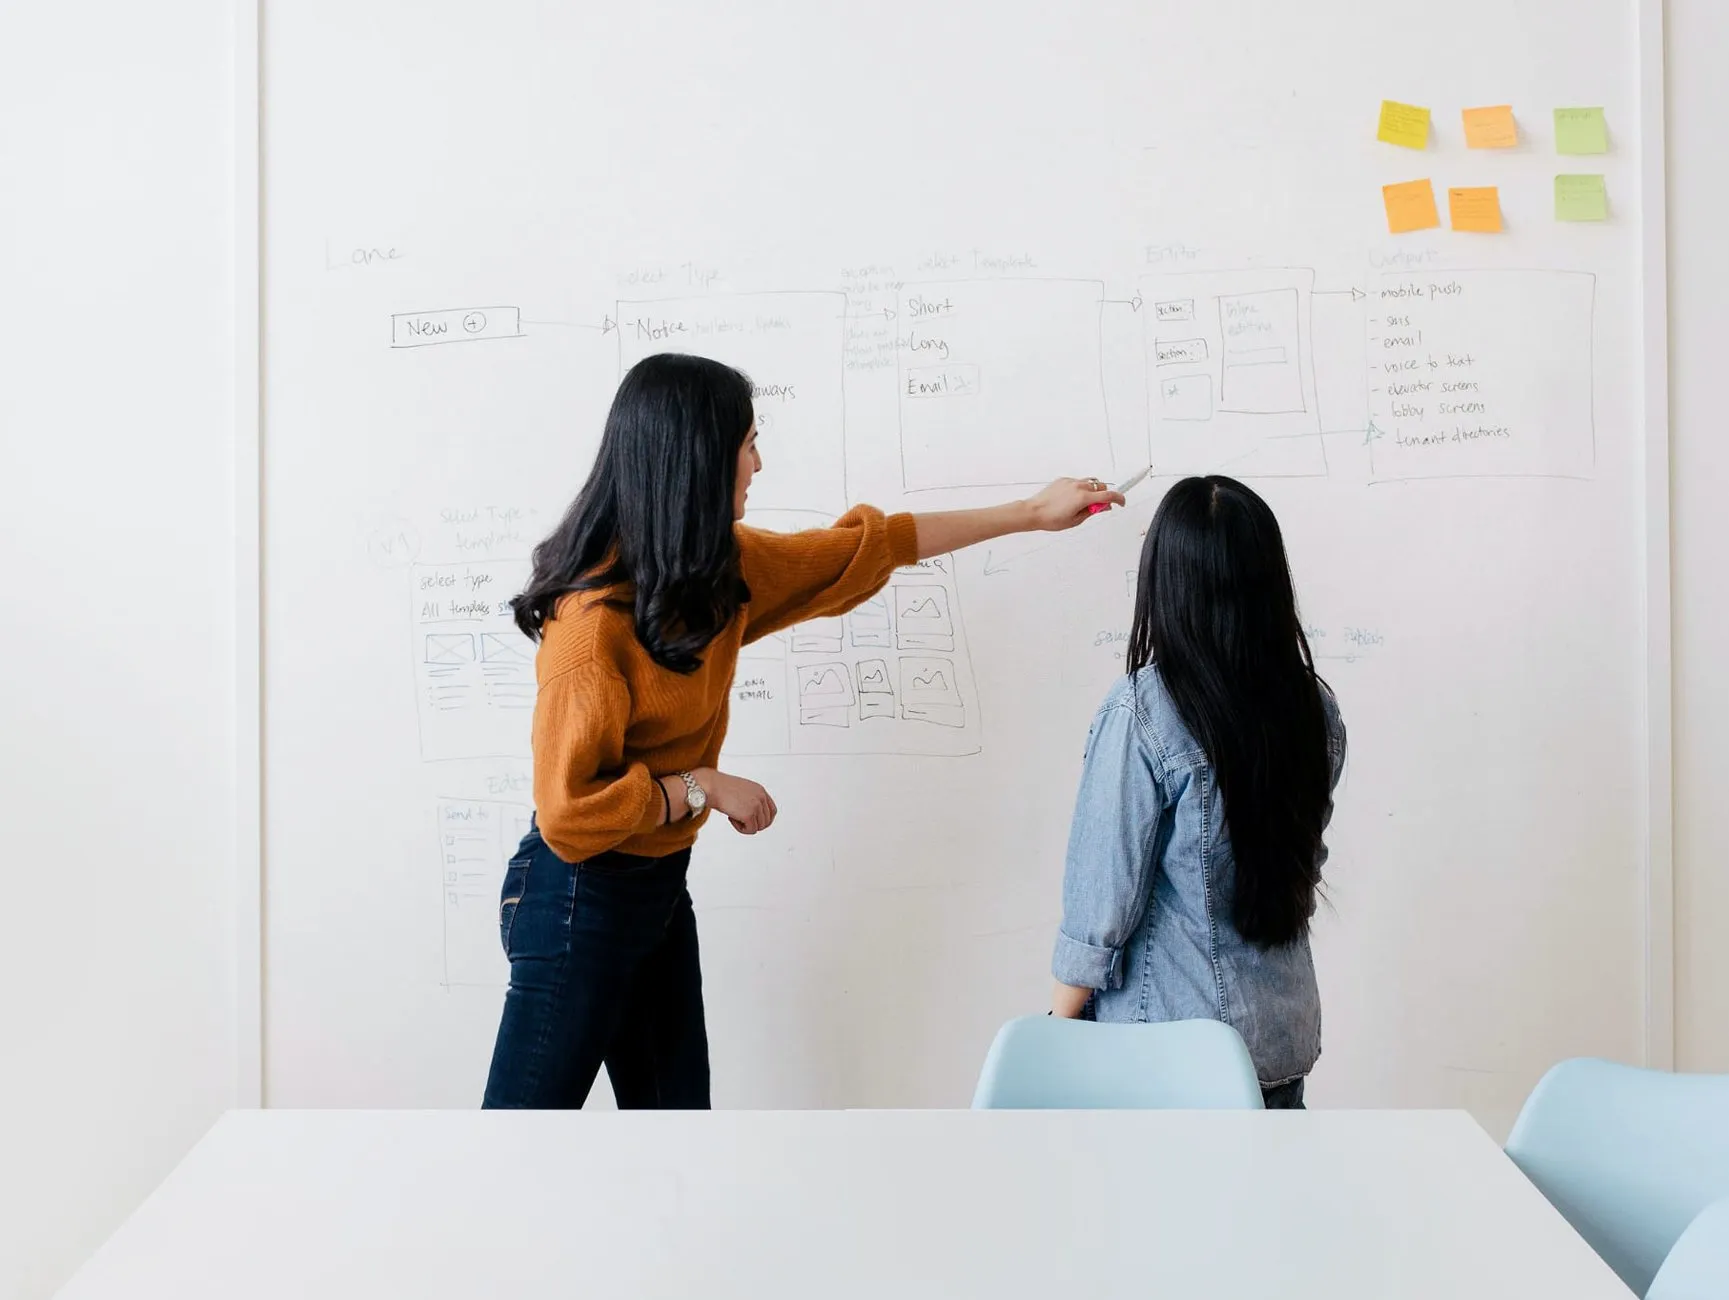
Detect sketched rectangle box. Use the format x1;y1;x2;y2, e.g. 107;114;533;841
897;278;1111;492
1155;338;1209;366
392;307;522;348
1227;347;1288;367
855;658;894;720
791;617;845;655
1157;374;1213;422
894;585;955;651
1218;289;1303;413
899;655;965;729
1139;267;1323;480
797;662;853;728
480;632;531;664
849;596;892;648
424;633;477;665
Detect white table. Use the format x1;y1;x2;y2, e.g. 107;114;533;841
57;1110;1631;1298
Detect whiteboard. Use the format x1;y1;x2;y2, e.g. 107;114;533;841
262;0;1653;1131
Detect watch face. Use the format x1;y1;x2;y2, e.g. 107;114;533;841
686;777;706;811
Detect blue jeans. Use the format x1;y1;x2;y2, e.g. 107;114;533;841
1261;1078;1306;1109
481;823;709;1109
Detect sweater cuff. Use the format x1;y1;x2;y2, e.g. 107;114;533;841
1052;931;1124;991
886;512;920;568
631;770;665;834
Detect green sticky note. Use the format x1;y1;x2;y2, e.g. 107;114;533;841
1555;107;1608;154
1555;174;1608;221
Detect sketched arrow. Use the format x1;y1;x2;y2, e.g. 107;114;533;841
1363;417;1385;445
519;315;616;334
983;534;1066;576
1316;287;1368;301
1103;292;1144;311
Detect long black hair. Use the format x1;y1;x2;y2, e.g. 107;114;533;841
1128;476;1332;949
511;353;754;672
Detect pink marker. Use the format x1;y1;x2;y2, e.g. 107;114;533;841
1087;465;1151;514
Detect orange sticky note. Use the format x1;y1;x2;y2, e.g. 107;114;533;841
1383;179;1440;234
1377;100;1431;149
1463;105;1518;149
1448;186;1503;232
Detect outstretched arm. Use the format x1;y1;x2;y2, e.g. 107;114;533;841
740;478;1123;643
910;478;1123;560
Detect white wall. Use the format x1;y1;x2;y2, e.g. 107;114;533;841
0;1;1725;1296
1668;0;1729;1074
0;5;240;1298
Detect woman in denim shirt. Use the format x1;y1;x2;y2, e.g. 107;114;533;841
1050;476;1346;1109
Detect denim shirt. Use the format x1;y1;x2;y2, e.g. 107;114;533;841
1052;667;1347;1086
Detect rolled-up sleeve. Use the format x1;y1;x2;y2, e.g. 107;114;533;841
1052;698;1163;990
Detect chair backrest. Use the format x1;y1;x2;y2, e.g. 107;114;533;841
1504;1058;1729;1296
971;1016;1266;1109
1648;1197;1729;1300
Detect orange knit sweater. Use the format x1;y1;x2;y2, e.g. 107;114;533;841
531;506;920;862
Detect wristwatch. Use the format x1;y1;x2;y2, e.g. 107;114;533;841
679;771;707;818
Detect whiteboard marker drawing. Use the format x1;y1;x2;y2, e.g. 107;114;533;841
896;278;1112;492
1364;269;1596;482
411;561;535;761
724;541;981;758
391;306;523;348
1141;268;1326;479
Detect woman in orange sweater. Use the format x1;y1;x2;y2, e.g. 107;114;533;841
482;352;1122;1109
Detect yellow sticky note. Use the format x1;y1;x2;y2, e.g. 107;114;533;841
1377;100;1431;149
1555;174;1608;221
1383;179;1440;234
1555;107;1608;155
1448;186;1503;232
1463;105;1518;149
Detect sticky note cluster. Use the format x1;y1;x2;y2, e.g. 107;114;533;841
1376;100;1611;231
1381;182;1504;234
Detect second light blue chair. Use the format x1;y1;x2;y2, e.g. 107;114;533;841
1504;1058;1729;1297
971;1015;1265;1109
1648;1196;1729;1300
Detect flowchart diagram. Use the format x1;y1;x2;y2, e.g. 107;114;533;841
387;257;1602;995
391;262;1596;494
1141;268;1326;478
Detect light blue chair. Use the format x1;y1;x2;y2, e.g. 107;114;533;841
1648;1197;1729;1300
971;1016;1265;1109
1504;1059;1729;1296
